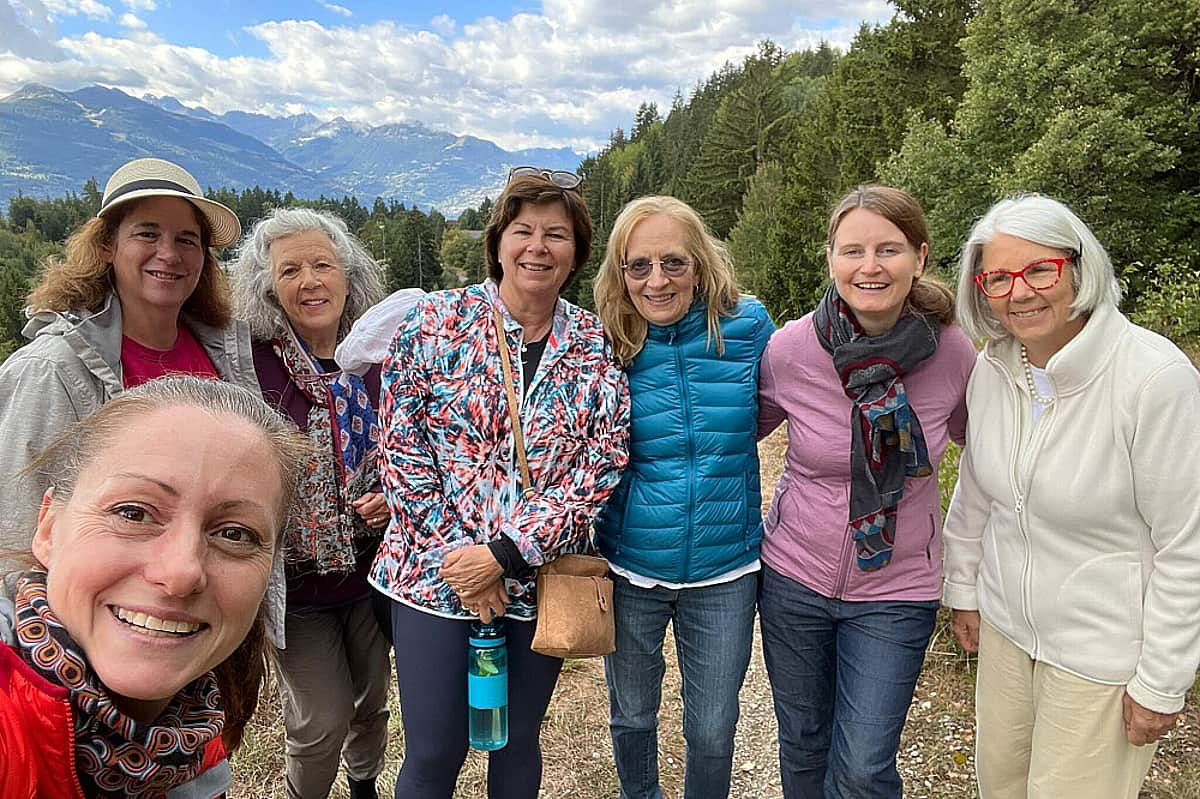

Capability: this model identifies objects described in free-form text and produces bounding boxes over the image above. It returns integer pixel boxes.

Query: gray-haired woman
[231,207,390,799]
[944,195,1200,798]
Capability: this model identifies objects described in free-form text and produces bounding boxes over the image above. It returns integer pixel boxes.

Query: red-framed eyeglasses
[973,257,1072,299]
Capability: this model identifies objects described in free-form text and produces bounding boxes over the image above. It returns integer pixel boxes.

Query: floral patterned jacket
[369,280,630,619]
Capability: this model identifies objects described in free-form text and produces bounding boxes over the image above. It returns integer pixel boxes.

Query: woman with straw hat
[0,157,253,558]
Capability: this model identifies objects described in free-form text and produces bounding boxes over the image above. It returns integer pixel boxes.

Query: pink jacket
[758,313,975,602]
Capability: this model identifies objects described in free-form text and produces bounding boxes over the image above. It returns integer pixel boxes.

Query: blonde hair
[27,199,232,327]
[594,196,740,363]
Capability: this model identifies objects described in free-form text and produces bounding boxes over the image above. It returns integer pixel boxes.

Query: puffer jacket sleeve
[1124,359,1200,714]
[500,341,630,566]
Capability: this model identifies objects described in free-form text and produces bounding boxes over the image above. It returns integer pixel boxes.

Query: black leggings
[390,602,563,799]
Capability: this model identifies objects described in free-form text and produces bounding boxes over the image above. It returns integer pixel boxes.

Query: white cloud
[121,0,154,9]
[0,0,892,150]
[429,13,454,36]
[40,0,111,19]
[317,0,351,18]
[118,11,143,28]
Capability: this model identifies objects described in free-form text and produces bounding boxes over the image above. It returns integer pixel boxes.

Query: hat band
[102,178,199,211]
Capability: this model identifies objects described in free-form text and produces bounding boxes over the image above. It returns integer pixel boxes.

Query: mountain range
[0,84,583,216]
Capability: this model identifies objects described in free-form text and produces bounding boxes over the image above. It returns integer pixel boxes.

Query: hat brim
[98,189,242,248]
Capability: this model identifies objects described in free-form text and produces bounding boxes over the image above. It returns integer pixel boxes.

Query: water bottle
[467,618,508,750]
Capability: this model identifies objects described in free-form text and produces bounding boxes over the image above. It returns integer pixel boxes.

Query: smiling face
[622,213,698,326]
[32,405,285,723]
[980,232,1084,365]
[496,200,576,306]
[270,229,349,357]
[827,207,927,336]
[106,196,207,322]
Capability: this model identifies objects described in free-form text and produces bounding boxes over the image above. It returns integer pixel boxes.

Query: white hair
[956,194,1122,342]
[230,207,385,342]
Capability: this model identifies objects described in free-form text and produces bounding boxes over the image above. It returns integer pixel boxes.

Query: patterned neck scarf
[812,285,939,571]
[11,571,223,799]
[273,323,381,574]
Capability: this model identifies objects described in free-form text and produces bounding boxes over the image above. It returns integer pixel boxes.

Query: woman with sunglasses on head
[757,185,976,798]
[943,195,1200,799]
[371,167,630,799]
[592,195,774,799]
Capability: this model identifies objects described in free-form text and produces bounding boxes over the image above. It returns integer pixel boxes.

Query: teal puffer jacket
[596,296,775,583]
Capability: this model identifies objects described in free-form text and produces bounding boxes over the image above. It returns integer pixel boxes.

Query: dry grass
[231,427,1200,798]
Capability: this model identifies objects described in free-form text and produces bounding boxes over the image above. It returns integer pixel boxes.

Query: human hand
[352,492,389,529]
[1122,692,1180,746]
[462,579,511,623]
[951,609,980,653]
[440,544,505,596]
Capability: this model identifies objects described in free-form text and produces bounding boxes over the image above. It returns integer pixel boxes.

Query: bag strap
[493,305,536,499]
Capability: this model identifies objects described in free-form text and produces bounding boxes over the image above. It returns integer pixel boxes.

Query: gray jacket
[0,293,288,646]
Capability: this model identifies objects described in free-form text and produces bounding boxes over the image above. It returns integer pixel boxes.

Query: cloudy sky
[0,0,891,152]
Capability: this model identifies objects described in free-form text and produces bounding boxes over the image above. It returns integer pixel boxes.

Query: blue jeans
[758,565,938,799]
[604,571,757,799]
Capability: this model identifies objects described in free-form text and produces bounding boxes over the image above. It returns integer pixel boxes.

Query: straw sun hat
[98,157,242,247]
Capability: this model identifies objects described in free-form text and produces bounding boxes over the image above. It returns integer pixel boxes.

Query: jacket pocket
[765,481,787,533]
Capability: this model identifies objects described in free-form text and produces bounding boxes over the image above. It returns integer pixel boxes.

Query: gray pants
[276,598,392,799]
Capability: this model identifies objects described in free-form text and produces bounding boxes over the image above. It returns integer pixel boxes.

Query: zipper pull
[1015,493,1024,514]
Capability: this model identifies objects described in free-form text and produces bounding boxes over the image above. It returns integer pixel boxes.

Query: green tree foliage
[7,190,98,243]
[367,208,444,293]
[758,2,976,319]
[728,160,786,296]
[683,41,806,237]
[885,0,1200,304]
[440,227,486,288]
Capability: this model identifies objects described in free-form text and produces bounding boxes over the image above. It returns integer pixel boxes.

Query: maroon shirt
[253,340,384,612]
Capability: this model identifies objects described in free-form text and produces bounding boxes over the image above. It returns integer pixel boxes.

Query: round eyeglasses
[973,257,1071,299]
[621,256,693,281]
[507,166,582,190]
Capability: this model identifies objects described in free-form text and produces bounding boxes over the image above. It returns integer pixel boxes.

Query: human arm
[0,352,88,552]
[1122,692,1180,745]
[951,609,981,653]
[757,326,788,440]
[1123,360,1200,715]
[944,327,976,447]
[941,419,992,617]
[374,304,472,583]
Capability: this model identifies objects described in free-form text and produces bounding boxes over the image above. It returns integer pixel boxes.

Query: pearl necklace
[1020,346,1054,406]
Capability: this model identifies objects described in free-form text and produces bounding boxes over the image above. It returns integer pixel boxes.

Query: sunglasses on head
[507,166,583,190]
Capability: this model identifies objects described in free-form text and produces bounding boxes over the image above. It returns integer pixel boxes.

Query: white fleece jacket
[943,302,1200,714]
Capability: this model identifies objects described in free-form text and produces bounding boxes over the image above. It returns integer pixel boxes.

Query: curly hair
[230,207,386,343]
[594,195,741,364]
[26,199,232,327]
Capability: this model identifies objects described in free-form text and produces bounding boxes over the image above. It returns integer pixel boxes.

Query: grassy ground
[231,427,1200,798]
